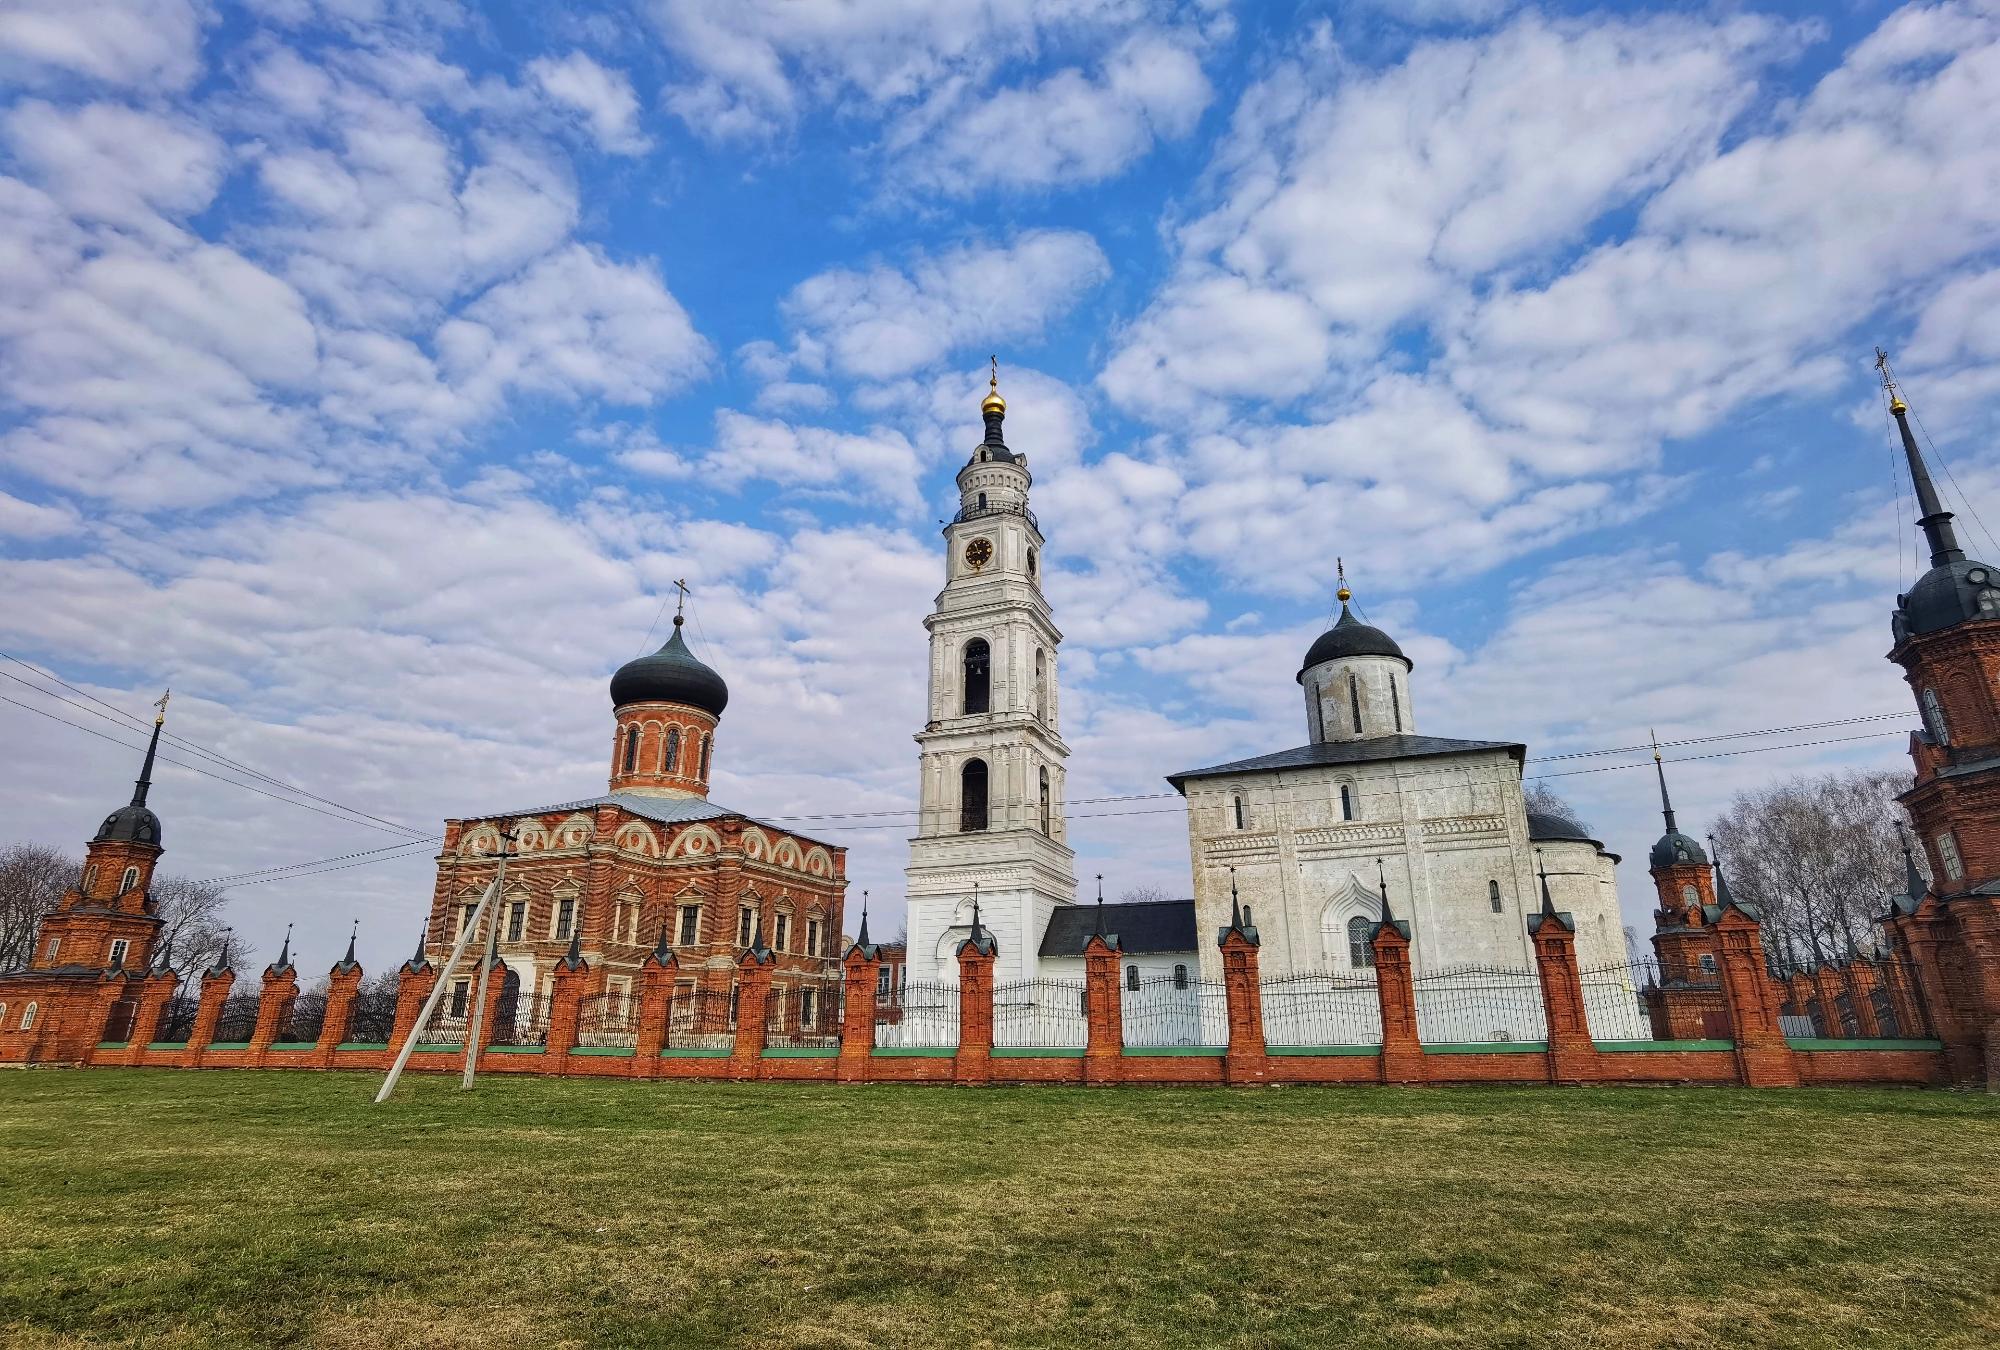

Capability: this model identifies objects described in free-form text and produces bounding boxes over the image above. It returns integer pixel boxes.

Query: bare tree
[0,843,76,971]
[1523,782,1591,834]
[148,872,231,975]
[1710,769,1913,961]
[1116,884,1179,904]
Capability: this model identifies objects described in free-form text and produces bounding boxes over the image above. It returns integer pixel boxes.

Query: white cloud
[782,229,1109,379]
[0,0,210,92]
[3,100,227,233]
[704,409,925,511]
[528,51,651,156]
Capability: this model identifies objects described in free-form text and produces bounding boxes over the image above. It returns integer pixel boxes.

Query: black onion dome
[1297,603,1410,682]
[1894,558,2000,642]
[94,803,161,846]
[609,620,729,716]
[1649,830,1708,869]
[1526,809,1594,845]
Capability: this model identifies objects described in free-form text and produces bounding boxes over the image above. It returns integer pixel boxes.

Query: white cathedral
[901,377,1629,1017]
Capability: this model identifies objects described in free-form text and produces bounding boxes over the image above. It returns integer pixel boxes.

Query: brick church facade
[417,610,848,1036]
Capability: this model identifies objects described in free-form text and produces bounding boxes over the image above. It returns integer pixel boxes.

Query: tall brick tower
[29,693,172,973]
[1882,361,2000,893]
[1645,741,1725,1036]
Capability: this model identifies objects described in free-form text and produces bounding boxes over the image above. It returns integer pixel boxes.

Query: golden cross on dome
[990,354,998,392]
[153,689,170,725]
[672,578,690,622]
[1335,557,1350,604]
[1875,346,1907,413]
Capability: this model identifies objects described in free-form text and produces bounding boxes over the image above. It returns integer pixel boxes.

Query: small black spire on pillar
[336,919,361,973]
[856,890,871,948]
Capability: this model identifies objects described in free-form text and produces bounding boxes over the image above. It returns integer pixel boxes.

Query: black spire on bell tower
[95,691,170,846]
[1879,348,1965,567]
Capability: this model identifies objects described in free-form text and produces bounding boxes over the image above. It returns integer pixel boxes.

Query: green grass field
[0,1072,1995,1348]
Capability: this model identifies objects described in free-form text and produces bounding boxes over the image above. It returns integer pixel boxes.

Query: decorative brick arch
[740,827,770,860]
[672,824,723,858]
[804,846,833,878]
[556,815,594,850]
[613,822,659,857]
[462,824,503,856]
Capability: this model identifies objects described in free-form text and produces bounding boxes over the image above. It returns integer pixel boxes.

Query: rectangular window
[678,905,700,946]
[555,898,575,940]
[807,919,821,956]
[801,988,818,1028]
[738,906,754,947]
[459,905,476,933]
[46,937,60,962]
[608,976,631,1015]
[108,939,128,967]
[1698,953,1717,974]
[450,981,469,1017]
[775,914,790,952]
[876,967,891,999]
[1937,832,1965,882]
[506,903,525,943]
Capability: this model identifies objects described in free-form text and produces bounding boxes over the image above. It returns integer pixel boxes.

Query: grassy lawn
[0,1072,1995,1348]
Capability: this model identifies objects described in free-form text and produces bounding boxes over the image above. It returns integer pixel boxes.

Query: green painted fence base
[96,1042,128,1050]
[658,1047,731,1058]
[1596,1039,1733,1052]
[872,1046,955,1058]
[146,1042,187,1050]
[994,1046,1085,1058]
[269,1043,316,1052]
[207,1042,251,1051]
[335,1042,388,1051]
[1268,1044,1379,1057]
[485,1045,545,1055]
[1423,1041,1548,1055]
[572,1046,634,1057]
[763,1046,838,1058]
[1787,1037,1944,1051]
[1123,1045,1225,1057]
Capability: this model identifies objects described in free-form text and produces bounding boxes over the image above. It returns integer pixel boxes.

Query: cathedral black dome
[1649,830,1708,869]
[1297,603,1410,682]
[609,621,729,716]
[94,803,161,846]
[1526,809,1594,845]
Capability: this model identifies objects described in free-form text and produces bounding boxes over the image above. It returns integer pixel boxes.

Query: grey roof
[1649,830,1708,869]
[1894,560,2000,641]
[462,792,838,850]
[1527,810,1600,847]
[1169,734,1522,791]
[608,619,729,715]
[1298,603,1409,679]
[1040,899,1197,957]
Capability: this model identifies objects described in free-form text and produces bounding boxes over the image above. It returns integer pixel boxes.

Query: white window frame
[678,904,701,946]
[109,938,129,968]
[1937,831,1965,882]
[22,1002,39,1030]
[553,897,575,941]
[45,937,59,963]
[120,866,140,892]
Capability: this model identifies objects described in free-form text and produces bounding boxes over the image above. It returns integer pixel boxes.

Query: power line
[203,838,443,887]
[0,695,432,840]
[1526,728,1910,781]
[0,655,431,839]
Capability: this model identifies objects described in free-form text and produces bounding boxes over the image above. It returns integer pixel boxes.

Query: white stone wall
[1302,652,1413,743]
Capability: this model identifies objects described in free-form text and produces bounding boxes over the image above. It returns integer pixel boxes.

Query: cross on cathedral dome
[608,616,729,717]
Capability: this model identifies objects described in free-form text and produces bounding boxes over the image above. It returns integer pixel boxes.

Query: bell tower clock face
[964,537,994,571]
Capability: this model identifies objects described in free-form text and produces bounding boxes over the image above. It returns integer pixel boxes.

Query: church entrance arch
[1319,875,1382,971]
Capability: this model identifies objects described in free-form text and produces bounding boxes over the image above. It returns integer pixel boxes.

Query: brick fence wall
[14,898,1979,1090]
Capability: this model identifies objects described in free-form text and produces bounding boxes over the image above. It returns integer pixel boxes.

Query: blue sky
[4,0,1999,977]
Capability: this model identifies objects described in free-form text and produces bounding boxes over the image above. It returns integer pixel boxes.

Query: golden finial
[1335,557,1351,604]
[1650,728,1661,764]
[981,354,1005,416]
[153,689,170,726]
[1876,346,1907,414]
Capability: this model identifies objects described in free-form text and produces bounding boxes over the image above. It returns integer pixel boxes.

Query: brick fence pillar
[249,935,300,1067]
[315,947,364,1069]
[634,942,677,1078]
[1368,877,1423,1085]
[188,965,234,1067]
[1940,896,2000,1090]
[1712,907,1799,1087]
[547,939,588,1076]
[838,939,879,1083]
[1529,873,1597,1084]
[387,948,436,1058]
[1217,903,1266,1086]
[954,921,996,1086]
[70,973,133,1065]
[125,967,179,1063]
[1082,930,1124,1084]
[730,935,774,1081]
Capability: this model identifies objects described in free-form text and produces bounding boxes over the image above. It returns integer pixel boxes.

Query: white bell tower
[904,366,1076,984]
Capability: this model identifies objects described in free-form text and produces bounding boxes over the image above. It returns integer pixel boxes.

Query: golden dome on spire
[982,354,1005,415]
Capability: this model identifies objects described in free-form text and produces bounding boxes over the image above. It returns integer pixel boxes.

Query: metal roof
[1168,734,1522,792]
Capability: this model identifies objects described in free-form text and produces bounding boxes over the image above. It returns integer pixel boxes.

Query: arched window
[622,726,638,772]
[1347,916,1374,969]
[1039,766,1051,836]
[1028,547,1038,579]
[1488,880,1503,913]
[120,866,140,893]
[662,726,681,773]
[1233,795,1246,830]
[1391,679,1403,732]
[1173,964,1189,989]
[21,1002,38,1030]
[1921,688,1951,746]
[1339,785,1354,821]
[962,638,991,714]
[699,734,712,778]
[977,491,988,510]
[1034,648,1047,720]
[960,758,989,832]
[1125,965,1140,991]
[1681,884,1698,907]
[0,1003,6,1028]
[82,864,97,893]
[1349,673,1362,733]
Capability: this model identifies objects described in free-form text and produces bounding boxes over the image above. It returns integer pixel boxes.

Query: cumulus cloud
[0,0,210,92]
[781,229,1109,379]
[528,51,650,155]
